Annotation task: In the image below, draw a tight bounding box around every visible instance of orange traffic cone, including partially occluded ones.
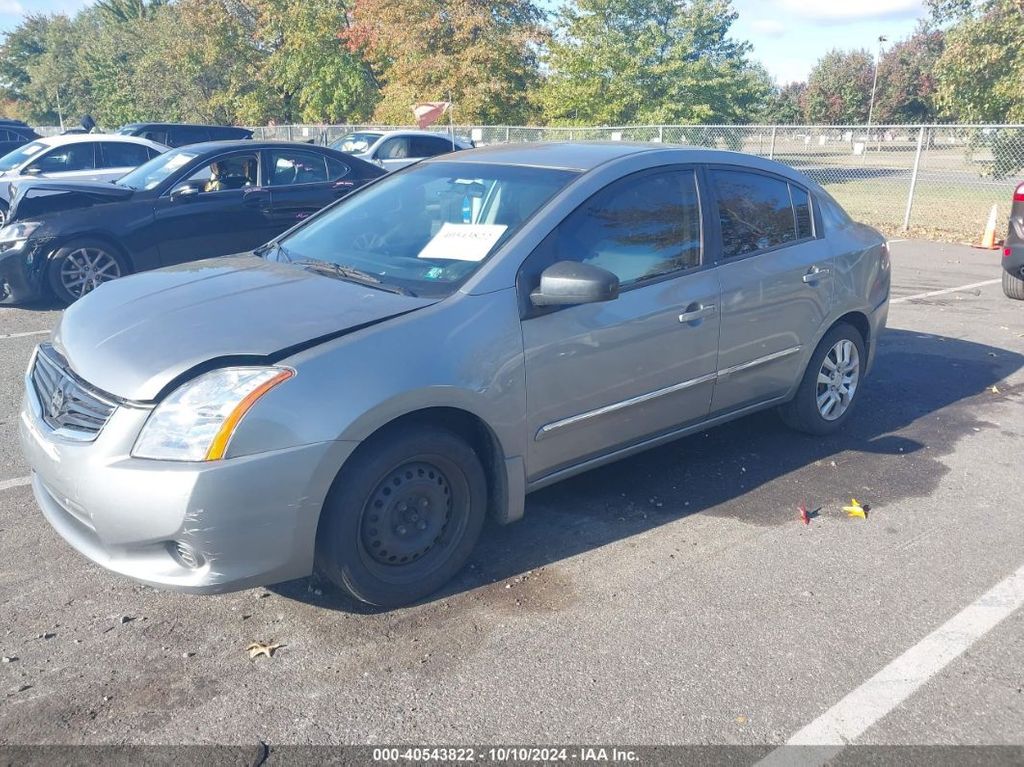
[973,204,1001,250]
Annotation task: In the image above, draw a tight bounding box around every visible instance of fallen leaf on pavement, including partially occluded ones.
[246,641,283,660]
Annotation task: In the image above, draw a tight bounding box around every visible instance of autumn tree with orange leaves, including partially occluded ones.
[342,0,546,125]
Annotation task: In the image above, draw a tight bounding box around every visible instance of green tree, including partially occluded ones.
[874,27,945,123]
[344,0,545,124]
[803,49,875,124]
[933,0,1024,122]
[539,0,768,126]
[94,0,168,23]
[762,81,807,124]
[234,0,378,124]
[0,14,54,112]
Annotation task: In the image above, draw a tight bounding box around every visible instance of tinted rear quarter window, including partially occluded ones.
[791,185,813,239]
[170,127,211,146]
[411,136,456,158]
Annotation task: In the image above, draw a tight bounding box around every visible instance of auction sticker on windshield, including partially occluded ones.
[417,223,507,262]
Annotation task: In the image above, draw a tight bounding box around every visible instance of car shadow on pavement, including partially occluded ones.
[273,328,1023,613]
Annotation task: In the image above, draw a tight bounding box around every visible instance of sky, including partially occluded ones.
[2,0,930,86]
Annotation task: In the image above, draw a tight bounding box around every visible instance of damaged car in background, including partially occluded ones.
[0,140,383,304]
[20,142,890,608]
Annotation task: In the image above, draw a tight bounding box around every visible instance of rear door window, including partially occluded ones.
[99,141,153,169]
[170,127,210,146]
[411,135,457,158]
[711,169,800,257]
[268,149,329,186]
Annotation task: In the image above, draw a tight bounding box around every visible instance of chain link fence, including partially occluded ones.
[32,122,1024,241]
[249,122,1024,241]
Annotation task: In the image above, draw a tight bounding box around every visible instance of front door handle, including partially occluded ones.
[678,304,717,323]
[802,266,832,283]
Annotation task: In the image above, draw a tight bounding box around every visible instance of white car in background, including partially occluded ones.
[0,134,167,225]
[329,129,473,172]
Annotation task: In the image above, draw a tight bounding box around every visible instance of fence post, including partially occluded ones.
[658,125,664,143]
[769,126,777,160]
[505,125,511,143]
[903,126,926,232]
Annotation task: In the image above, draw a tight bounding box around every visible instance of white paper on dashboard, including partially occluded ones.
[416,223,508,262]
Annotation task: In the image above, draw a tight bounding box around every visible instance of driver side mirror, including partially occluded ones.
[530,260,620,307]
[21,166,42,176]
[169,183,201,202]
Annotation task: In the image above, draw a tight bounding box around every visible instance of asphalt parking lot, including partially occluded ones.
[0,239,1022,751]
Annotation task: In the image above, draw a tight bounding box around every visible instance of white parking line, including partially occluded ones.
[891,278,1001,304]
[0,475,31,492]
[759,561,1024,765]
[0,329,50,340]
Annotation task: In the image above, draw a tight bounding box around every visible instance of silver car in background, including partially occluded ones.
[20,143,890,607]
[330,129,473,172]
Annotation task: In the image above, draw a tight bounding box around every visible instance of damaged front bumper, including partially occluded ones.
[0,239,49,304]
[19,375,354,593]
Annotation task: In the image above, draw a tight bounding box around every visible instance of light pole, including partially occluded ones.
[866,34,887,151]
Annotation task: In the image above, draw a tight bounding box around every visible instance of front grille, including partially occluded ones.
[30,344,116,440]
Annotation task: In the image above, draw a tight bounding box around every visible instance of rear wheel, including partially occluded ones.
[47,239,128,304]
[315,425,487,608]
[1003,268,1024,300]
[0,199,8,228]
[779,322,866,435]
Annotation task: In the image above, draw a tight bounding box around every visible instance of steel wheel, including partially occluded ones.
[358,458,463,572]
[59,246,122,299]
[816,338,860,421]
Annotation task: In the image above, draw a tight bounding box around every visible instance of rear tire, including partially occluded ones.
[0,199,8,228]
[779,322,866,436]
[315,425,487,608]
[47,238,129,305]
[1003,269,1024,300]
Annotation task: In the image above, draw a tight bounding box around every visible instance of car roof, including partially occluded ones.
[425,141,803,174]
[166,140,340,153]
[120,123,250,131]
[370,130,471,143]
[35,133,167,150]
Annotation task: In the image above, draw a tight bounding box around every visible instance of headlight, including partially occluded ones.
[132,367,294,461]
[0,221,40,254]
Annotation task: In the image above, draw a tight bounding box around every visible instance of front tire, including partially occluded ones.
[47,239,128,304]
[779,322,866,436]
[1003,269,1024,300]
[315,425,487,608]
[0,199,8,228]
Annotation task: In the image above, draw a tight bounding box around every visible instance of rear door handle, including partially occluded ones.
[802,266,832,283]
[243,189,270,207]
[678,304,717,323]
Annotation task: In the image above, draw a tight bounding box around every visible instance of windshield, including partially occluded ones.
[271,161,578,297]
[116,147,198,190]
[330,132,383,154]
[0,140,47,172]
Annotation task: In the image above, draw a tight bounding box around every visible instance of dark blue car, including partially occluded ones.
[0,140,384,304]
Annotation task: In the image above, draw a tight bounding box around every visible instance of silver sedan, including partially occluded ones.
[20,142,890,607]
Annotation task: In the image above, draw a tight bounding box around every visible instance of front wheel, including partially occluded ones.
[779,322,866,435]
[0,199,8,228]
[315,425,487,608]
[47,239,128,304]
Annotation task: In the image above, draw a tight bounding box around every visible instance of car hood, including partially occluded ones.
[53,255,439,401]
[10,179,135,219]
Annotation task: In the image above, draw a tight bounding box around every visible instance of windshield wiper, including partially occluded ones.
[293,258,415,296]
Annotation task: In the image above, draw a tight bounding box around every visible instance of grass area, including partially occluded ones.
[823,177,1013,243]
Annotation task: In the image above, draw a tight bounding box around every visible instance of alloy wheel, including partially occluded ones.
[815,338,860,421]
[59,247,122,298]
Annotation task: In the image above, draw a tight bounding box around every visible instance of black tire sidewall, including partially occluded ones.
[0,199,8,227]
[787,323,866,435]
[1003,269,1024,300]
[315,427,487,608]
[47,239,127,305]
